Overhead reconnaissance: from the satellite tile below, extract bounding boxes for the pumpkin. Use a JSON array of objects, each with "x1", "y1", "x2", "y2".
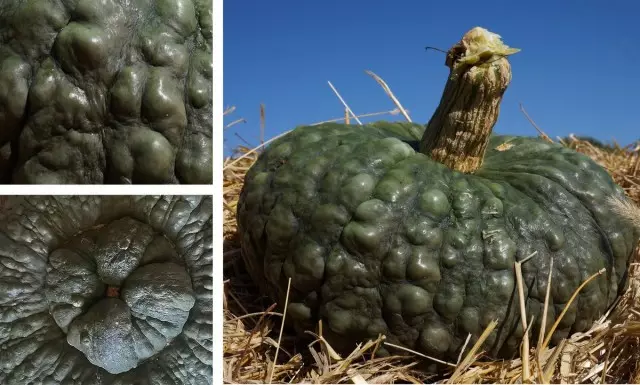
[
  {"x1": 0, "y1": 196, "x2": 212, "y2": 384},
  {"x1": 0, "y1": 0, "x2": 212, "y2": 184},
  {"x1": 237, "y1": 27, "x2": 640, "y2": 362}
]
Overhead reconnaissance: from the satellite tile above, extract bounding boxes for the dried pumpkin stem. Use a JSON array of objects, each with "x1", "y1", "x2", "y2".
[{"x1": 420, "y1": 27, "x2": 519, "y2": 173}]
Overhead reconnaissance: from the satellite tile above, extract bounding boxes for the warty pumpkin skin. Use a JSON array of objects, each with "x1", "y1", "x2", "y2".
[
  {"x1": 0, "y1": 196, "x2": 212, "y2": 384},
  {"x1": 237, "y1": 28, "x2": 640, "y2": 362},
  {"x1": 0, "y1": 0, "x2": 212, "y2": 184}
]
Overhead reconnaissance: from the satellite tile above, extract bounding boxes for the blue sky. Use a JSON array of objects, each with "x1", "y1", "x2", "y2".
[{"x1": 223, "y1": 1, "x2": 639, "y2": 155}]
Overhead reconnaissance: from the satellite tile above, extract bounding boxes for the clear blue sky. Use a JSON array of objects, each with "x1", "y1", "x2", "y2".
[{"x1": 223, "y1": 1, "x2": 639, "y2": 155}]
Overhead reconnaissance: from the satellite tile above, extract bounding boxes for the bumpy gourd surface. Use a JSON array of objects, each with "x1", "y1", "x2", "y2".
[
  {"x1": 0, "y1": 196, "x2": 213, "y2": 384},
  {"x1": 238, "y1": 122, "x2": 639, "y2": 361},
  {"x1": 0, "y1": 0, "x2": 212, "y2": 184}
]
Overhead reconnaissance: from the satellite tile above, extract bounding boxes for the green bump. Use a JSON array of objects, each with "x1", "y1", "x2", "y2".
[
  {"x1": 434, "y1": 285, "x2": 464, "y2": 319},
  {"x1": 486, "y1": 271, "x2": 515, "y2": 300},
  {"x1": 405, "y1": 219, "x2": 429, "y2": 245},
  {"x1": 373, "y1": 177, "x2": 403, "y2": 203},
  {"x1": 29, "y1": 60, "x2": 58, "y2": 108},
  {"x1": 342, "y1": 222, "x2": 381, "y2": 251},
  {"x1": 157, "y1": 0, "x2": 198, "y2": 37},
  {"x1": 0, "y1": 55, "x2": 29, "y2": 126},
  {"x1": 311, "y1": 204, "x2": 349, "y2": 229},
  {"x1": 55, "y1": 22, "x2": 108, "y2": 72},
  {"x1": 291, "y1": 175, "x2": 316, "y2": 198},
  {"x1": 484, "y1": 236, "x2": 517, "y2": 270},
  {"x1": 243, "y1": 190, "x2": 262, "y2": 209},
  {"x1": 187, "y1": 72, "x2": 210, "y2": 108},
  {"x1": 398, "y1": 285, "x2": 432, "y2": 316},
  {"x1": 419, "y1": 189, "x2": 450, "y2": 218},
  {"x1": 458, "y1": 307, "x2": 480, "y2": 334},
  {"x1": 447, "y1": 230, "x2": 467, "y2": 250},
  {"x1": 386, "y1": 168, "x2": 414, "y2": 185},
  {"x1": 325, "y1": 249, "x2": 347, "y2": 275},
  {"x1": 303, "y1": 157, "x2": 329, "y2": 179},
  {"x1": 288, "y1": 302, "x2": 312, "y2": 322},
  {"x1": 419, "y1": 324, "x2": 451, "y2": 354},
  {"x1": 424, "y1": 228, "x2": 443, "y2": 249},
  {"x1": 175, "y1": 133, "x2": 212, "y2": 184},
  {"x1": 553, "y1": 277, "x2": 573, "y2": 303},
  {"x1": 354, "y1": 199, "x2": 388, "y2": 222},
  {"x1": 273, "y1": 168, "x2": 294, "y2": 187},
  {"x1": 190, "y1": 49, "x2": 213, "y2": 80},
  {"x1": 197, "y1": 2, "x2": 213, "y2": 38},
  {"x1": 406, "y1": 218, "x2": 440, "y2": 247},
  {"x1": 342, "y1": 174, "x2": 376, "y2": 208},
  {"x1": 407, "y1": 248, "x2": 440, "y2": 282},
  {"x1": 293, "y1": 241, "x2": 325, "y2": 280},
  {"x1": 452, "y1": 191, "x2": 477, "y2": 218},
  {"x1": 545, "y1": 229, "x2": 565, "y2": 251},
  {"x1": 74, "y1": 0, "x2": 122, "y2": 23},
  {"x1": 488, "y1": 182, "x2": 506, "y2": 198},
  {"x1": 129, "y1": 129, "x2": 174, "y2": 183},
  {"x1": 367, "y1": 320, "x2": 387, "y2": 336},
  {"x1": 18, "y1": 0, "x2": 68, "y2": 34},
  {"x1": 384, "y1": 292, "x2": 402, "y2": 314},
  {"x1": 145, "y1": 39, "x2": 189, "y2": 72},
  {"x1": 379, "y1": 137, "x2": 414, "y2": 160},
  {"x1": 270, "y1": 142, "x2": 293, "y2": 159},
  {"x1": 298, "y1": 132, "x2": 323, "y2": 146},
  {"x1": 482, "y1": 197, "x2": 503, "y2": 216},
  {"x1": 110, "y1": 66, "x2": 146, "y2": 118},
  {"x1": 441, "y1": 246, "x2": 460, "y2": 268},
  {"x1": 265, "y1": 204, "x2": 298, "y2": 247},
  {"x1": 608, "y1": 231, "x2": 628, "y2": 259},
  {"x1": 342, "y1": 159, "x2": 362, "y2": 175},
  {"x1": 327, "y1": 309, "x2": 354, "y2": 334},
  {"x1": 382, "y1": 246, "x2": 409, "y2": 280},
  {"x1": 142, "y1": 69, "x2": 187, "y2": 141}
]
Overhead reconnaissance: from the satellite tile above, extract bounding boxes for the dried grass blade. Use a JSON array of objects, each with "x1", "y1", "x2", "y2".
[
  {"x1": 447, "y1": 319, "x2": 499, "y2": 383},
  {"x1": 542, "y1": 268, "x2": 606, "y2": 350},
  {"x1": 267, "y1": 278, "x2": 292, "y2": 384},
  {"x1": 225, "y1": 118, "x2": 247, "y2": 130},
  {"x1": 310, "y1": 109, "x2": 400, "y2": 125},
  {"x1": 260, "y1": 103, "x2": 266, "y2": 146},
  {"x1": 327, "y1": 81, "x2": 362, "y2": 125},
  {"x1": 514, "y1": 258, "x2": 531, "y2": 382},
  {"x1": 364, "y1": 70, "x2": 412, "y2": 122},
  {"x1": 224, "y1": 129, "x2": 292, "y2": 170},
  {"x1": 383, "y1": 342, "x2": 456, "y2": 367},
  {"x1": 519, "y1": 103, "x2": 553, "y2": 143},
  {"x1": 542, "y1": 339, "x2": 566, "y2": 383},
  {"x1": 348, "y1": 368, "x2": 369, "y2": 384}
]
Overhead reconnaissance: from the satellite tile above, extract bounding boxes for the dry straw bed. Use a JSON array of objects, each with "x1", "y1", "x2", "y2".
[{"x1": 222, "y1": 83, "x2": 640, "y2": 383}]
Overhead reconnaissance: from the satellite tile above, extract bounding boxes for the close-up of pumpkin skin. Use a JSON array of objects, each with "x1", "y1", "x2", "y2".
[
  {"x1": 0, "y1": 0, "x2": 212, "y2": 184},
  {"x1": 237, "y1": 27, "x2": 640, "y2": 363},
  {"x1": 0, "y1": 196, "x2": 212, "y2": 384}
]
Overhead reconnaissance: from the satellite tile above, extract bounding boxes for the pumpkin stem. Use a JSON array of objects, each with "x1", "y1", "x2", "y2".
[
  {"x1": 420, "y1": 27, "x2": 520, "y2": 173},
  {"x1": 106, "y1": 286, "x2": 120, "y2": 298}
]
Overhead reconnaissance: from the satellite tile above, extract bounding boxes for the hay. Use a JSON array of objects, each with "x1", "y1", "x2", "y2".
[{"x1": 223, "y1": 135, "x2": 640, "y2": 384}]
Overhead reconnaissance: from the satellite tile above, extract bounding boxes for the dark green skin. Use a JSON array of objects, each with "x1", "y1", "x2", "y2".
[
  {"x1": 238, "y1": 121, "x2": 639, "y2": 362},
  {"x1": 0, "y1": 196, "x2": 213, "y2": 384},
  {"x1": 0, "y1": 0, "x2": 212, "y2": 184}
]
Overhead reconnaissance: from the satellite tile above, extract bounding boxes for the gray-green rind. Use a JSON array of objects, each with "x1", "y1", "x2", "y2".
[
  {"x1": 0, "y1": 196, "x2": 213, "y2": 384},
  {"x1": 0, "y1": 0, "x2": 212, "y2": 184},
  {"x1": 238, "y1": 122, "x2": 639, "y2": 361}
]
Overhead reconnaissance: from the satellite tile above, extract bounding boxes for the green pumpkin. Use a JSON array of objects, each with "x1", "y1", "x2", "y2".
[{"x1": 237, "y1": 27, "x2": 639, "y2": 362}]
